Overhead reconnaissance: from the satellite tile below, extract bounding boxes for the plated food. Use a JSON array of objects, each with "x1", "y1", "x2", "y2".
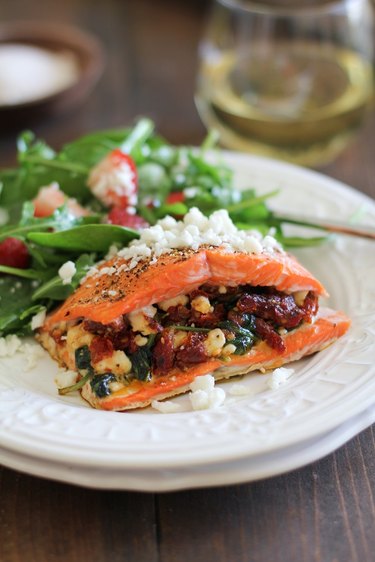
[
  {"x1": 39, "y1": 208, "x2": 349, "y2": 410},
  {"x1": 0, "y1": 119, "x2": 351, "y2": 411}
]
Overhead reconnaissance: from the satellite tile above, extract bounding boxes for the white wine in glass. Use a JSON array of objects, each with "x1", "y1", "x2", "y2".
[{"x1": 196, "y1": 0, "x2": 375, "y2": 166}]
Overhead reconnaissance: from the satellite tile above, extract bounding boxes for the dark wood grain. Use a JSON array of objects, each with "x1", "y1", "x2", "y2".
[
  {"x1": 0, "y1": 468, "x2": 158, "y2": 562},
  {"x1": 0, "y1": 1, "x2": 374, "y2": 561}
]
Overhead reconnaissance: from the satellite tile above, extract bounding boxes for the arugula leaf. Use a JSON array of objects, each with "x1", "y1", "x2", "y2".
[
  {"x1": 0, "y1": 265, "x2": 51, "y2": 280},
  {"x1": 0, "y1": 204, "x2": 85, "y2": 242},
  {"x1": 148, "y1": 145, "x2": 178, "y2": 168},
  {"x1": 120, "y1": 117, "x2": 155, "y2": 157},
  {"x1": 138, "y1": 162, "x2": 171, "y2": 198},
  {"x1": 32, "y1": 254, "x2": 96, "y2": 301},
  {"x1": 60, "y1": 128, "x2": 131, "y2": 166},
  {"x1": 187, "y1": 151, "x2": 232, "y2": 187},
  {"x1": 0, "y1": 277, "x2": 36, "y2": 336},
  {"x1": 17, "y1": 130, "x2": 56, "y2": 160}
]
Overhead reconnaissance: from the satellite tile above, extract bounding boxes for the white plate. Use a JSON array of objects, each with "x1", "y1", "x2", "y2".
[
  {"x1": 0, "y1": 405, "x2": 373, "y2": 492},
  {"x1": 0, "y1": 153, "x2": 375, "y2": 482}
]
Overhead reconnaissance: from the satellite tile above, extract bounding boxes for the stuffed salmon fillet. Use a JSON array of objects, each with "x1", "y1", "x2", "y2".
[{"x1": 38, "y1": 208, "x2": 350, "y2": 410}]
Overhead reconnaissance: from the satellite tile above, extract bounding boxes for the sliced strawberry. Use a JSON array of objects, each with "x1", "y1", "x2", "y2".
[
  {"x1": 33, "y1": 183, "x2": 65, "y2": 217},
  {"x1": 107, "y1": 207, "x2": 148, "y2": 230},
  {"x1": 33, "y1": 183, "x2": 89, "y2": 218},
  {"x1": 0, "y1": 237, "x2": 30, "y2": 269},
  {"x1": 88, "y1": 149, "x2": 138, "y2": 209}
]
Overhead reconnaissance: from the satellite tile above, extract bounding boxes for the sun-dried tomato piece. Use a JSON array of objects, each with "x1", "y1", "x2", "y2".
[
  {"x1": 190, "y1": 303, "x2": 226, "y2": 328},
  {"x1": 301, "y1": 292, "x2": 319, "y2": 322},
  {"x1": 237, "y1": 291, "x2": 304, "y2": 329},
  {"x1": 152, "y1": 331, "x2": 175, "y2": 375},
  {"x1": 90, "y1": 336, "x2": 114, "y2": 364},
  {"x1": 165, "y1": 305, "x2": 191, "y2": 323},
  {"x1": 254, "y1": 318, "x2": 285, "y2": 352},
  {"x1": 175, "y1": 332, "x2": 209, "y2": 365}
]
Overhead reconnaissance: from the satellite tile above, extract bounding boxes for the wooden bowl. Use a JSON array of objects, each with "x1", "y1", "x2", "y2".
[{"x1": 0, "y1": 21, "x2": 105, "y2": 126}]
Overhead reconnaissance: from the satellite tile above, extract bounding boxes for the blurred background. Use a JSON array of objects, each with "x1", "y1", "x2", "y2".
[
  {"x1": 0, "y1": 0, "x2": 208, "y2": 164},
  {"x1": 1, "y1": 0, "x2": 375, "y2": 191}
]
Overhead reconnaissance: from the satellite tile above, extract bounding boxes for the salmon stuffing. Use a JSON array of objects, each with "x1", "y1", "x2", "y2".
[{"x1": 37, "y1": 209, "x2": 350, "y2": 410}]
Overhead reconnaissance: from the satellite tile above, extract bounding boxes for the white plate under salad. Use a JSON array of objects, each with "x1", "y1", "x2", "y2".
[{"x1": 0, "y1": 152, "x2": 374, "y2": 490}]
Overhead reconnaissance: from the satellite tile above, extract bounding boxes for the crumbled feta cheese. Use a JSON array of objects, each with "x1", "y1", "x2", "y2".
[
  {"x1": 66, "y1": 324, "x2": 94, "y2": 350},
  {"x1": 268, "y1": 367, "x2": 294, "y2": 390},
  {"x1": 188, "y1": 375, "x2": 226, "y2": 410},
  {"x1": 263, "y1": 235, "x2": 281, "y2": 252},
  {"x1": 55, "y1": 368, "x2": 77, "y2": 389},
  {"x1": 109, "y1": 381, "x2": 124, "y2": 392},
  {"x1": 204, "y1": 328, "x2": 226, "y2": 357},
  {"x1": 58, "y1": 261, "x2": 76, "y2": 285},
  {"x1": 151, "y1": 399, "x2": 182, "y2": 413},
  {"x1": 189, "y1": 374, "x2": 215, "y2": 392},
  {"x1": 173, "y1": 330, "x2": 188, "y2": 348},
  {"x1": 0, "y1": 334, "x2": 22, "y2": 357},
  {"x1": 158, "y1": 294, "x2": 188, "y2": 312},
  {"x1": 189, "y1": 387, "x2": 226, "y2": 410},
  {"x1": 106, "y1": 244, "x2": 120, "y2": 259},
  {"x1": 0, "y1": 336, "x2": 43, "y2": 370},
  {"x1": 134, "y1": 334, "x2": 148, "y2": 346},
  {"x1": 81, "y1": 265, "x2": 100, "y2": 283},
  {"x1": 221, "y1": 343, "x2": 237, "y2": 357},
  {"x1": 93, "y1": 350, "x2": 132, "y2": 376},
  {"x1": 97, "y1": 266, "x2": 117, "y2": 277},
  {"x1": 189, "y1": 389, "x2": 210, "y2": 410},
  {"x1": 128, "y1": 305, "x2": 157, "y2": 335},
  {"x1": 31, "y1": 308, "x2": 46, "y2": 330},
  {"x1": 114, "y1": 207, "x2": 282, "y2": 271},
  {"x1": 191, "y1": 295, "x2": 211, "y2": 314}
]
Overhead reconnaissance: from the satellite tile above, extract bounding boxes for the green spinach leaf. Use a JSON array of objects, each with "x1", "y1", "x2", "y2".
[{"x1": 27, "y1": 223, "x2": 139, "y2": 252}]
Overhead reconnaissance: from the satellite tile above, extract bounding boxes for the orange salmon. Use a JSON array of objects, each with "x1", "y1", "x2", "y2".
[
  {"x1": 38, "y1": 241, "x2": 350, "y2": 411},
  {"x1": 44, "y1": 246, "x2": 327, "y2": 328},
  {"x1": 80, "y1": 308, "x2": 350, "y2": 411}
]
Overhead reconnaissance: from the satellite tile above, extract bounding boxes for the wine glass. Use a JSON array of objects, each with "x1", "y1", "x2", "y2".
[{"x1": 195, "y1": 0, "x2": 375, "y2": 166}]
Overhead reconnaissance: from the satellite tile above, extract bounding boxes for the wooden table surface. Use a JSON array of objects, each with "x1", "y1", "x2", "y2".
[{"x1": 0, "y1": 1, "x2": 374, "y2": 561}]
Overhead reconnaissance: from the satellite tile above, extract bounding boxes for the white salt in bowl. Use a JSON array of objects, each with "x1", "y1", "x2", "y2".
[{"x1": 0, "y1": 21, "x2": 104, "y2": 124}]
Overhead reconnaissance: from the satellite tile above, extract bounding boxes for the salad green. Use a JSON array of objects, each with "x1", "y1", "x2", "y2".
[{"x1": 0, "y1": 118, "x2": 327, "y2": 337}]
